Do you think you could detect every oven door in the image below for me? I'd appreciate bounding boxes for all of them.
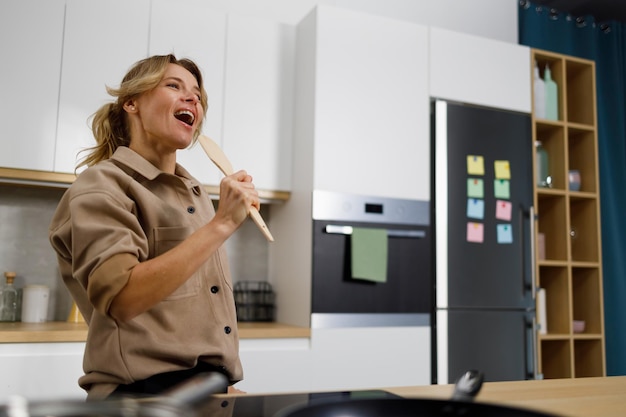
[311,218,432,328]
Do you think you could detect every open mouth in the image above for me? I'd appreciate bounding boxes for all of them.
[174,110,195,126]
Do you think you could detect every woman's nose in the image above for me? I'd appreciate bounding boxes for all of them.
[183,90,199,103]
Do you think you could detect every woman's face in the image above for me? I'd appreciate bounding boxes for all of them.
[128,63,205,154]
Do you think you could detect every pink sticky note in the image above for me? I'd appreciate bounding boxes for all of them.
[495,200,512,221]
[467,222,484,243]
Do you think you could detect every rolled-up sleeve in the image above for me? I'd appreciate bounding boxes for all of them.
[70,186,149,316]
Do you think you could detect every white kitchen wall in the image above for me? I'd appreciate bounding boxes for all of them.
[0,184,269,321]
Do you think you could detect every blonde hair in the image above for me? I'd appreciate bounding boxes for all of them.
[77,54,208,170]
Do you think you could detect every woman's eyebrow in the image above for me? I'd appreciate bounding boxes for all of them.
[163,76,201,93]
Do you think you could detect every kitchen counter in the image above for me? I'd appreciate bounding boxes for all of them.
[0,321,310,343]
[383,376,626,417]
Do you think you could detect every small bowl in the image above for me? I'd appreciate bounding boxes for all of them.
[573,320,586,333]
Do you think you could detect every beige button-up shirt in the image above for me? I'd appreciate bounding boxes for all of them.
[49,147,242,399]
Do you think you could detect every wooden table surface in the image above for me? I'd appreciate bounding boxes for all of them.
[385,376,626,417]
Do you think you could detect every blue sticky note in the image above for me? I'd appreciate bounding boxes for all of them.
[497,224,513,244]
[467,199,484,219]
[494,180,510,199]
[467,178,484,198]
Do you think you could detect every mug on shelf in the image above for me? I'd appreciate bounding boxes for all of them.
[568,169,582,191]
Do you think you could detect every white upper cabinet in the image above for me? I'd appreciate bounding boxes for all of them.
[149,0,227,186]
[303,6,430,201]
[222,15,295,192]
[429,27,531,113]
[0,0,64,171]
[54,0,150,174]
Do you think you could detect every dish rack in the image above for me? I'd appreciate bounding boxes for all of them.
[233,281,275,322]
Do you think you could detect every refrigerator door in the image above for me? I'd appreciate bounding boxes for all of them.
[437,309,536,383]
[434,100,534,310]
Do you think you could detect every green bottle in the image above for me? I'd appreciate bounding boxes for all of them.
[544,64,558,121]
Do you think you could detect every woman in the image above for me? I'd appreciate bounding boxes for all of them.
[49,55,255,399]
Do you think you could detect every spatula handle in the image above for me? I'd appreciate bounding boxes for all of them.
[198,135,274,242]
[249,207,274,242]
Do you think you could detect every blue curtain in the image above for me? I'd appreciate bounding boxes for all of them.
[519,2,626,376]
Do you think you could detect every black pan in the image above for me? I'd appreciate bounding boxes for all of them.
[273,371,561,417]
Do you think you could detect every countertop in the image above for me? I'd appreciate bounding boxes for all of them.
[0,321,310,343]
[382,376,626,417]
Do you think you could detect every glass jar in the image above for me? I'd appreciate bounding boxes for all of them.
[0,272,19,322]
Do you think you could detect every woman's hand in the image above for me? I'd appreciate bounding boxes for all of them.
[214,170,260,232]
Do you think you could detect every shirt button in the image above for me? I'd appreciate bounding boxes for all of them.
[224,326,232,334]
[187,206,195,214]
[211,286,219,294]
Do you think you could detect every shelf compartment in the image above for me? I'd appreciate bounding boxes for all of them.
[537,194,568,261]
[538,265,570,334]
[571,266,603,334]
[535,122,566,190]
[569,198,600,262]
[540,339,572,379]
[534,54,564,122]
[565,60,596,126]
[567,126,597,194]
[574,339,604,377]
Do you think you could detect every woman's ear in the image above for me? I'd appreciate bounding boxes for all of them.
[123,99,137,113]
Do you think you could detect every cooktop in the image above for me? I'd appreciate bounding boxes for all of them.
[199,389,401,417]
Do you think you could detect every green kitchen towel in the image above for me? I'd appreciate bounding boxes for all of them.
[351,227,388,283]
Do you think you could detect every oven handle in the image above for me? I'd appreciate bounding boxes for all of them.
[324,225,426,239]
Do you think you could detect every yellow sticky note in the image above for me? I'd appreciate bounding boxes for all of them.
[494,160,511,179]
[467,155,485,175]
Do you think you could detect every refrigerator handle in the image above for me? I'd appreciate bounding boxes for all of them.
[529,206,537,300]
[528,314,543,380]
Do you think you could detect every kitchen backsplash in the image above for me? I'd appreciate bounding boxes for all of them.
[0,184,269,321]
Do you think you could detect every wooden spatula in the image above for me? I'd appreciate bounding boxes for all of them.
[198,134,274,242]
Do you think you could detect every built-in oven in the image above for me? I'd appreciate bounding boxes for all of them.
[311,190,432,329]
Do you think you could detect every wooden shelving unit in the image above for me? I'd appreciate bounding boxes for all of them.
[531,49,605,379]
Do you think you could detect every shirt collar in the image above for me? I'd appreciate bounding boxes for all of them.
[111,146,202,189]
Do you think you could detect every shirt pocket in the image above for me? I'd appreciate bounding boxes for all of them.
[153,226,201,300]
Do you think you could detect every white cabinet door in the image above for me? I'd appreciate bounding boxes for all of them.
[0,342,86,401]
[310,327,431,391]
[429,27,531,113]
[222,15,295,192]
[149,0,227,186]
[55,0,150,174]
[0,0,64,171]
[310,6,430,201]
[238,337,312,393]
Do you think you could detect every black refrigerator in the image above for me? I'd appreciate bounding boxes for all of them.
[431,99,538,384]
